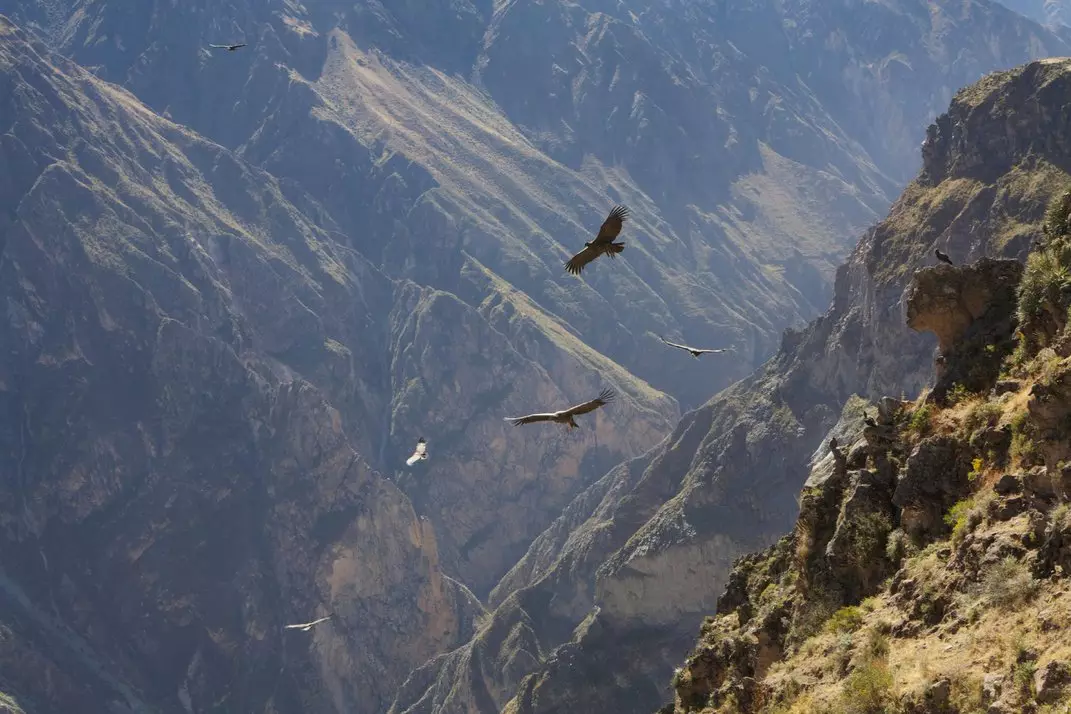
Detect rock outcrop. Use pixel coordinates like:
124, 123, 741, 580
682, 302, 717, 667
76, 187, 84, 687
391, 53, 1071, 714
660, 250, 1071, 714
2, 4, 1071, 714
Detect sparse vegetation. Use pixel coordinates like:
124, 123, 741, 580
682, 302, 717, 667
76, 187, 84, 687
964, 400, 1002, 433
1010, 410, 1042, 466
838, 659, 895, 714
669, 150, 1071, 714
907, 402, 935, 436
885, 528, 918, 562
977, 556, 1039, 609
843, 512, 894, 566
1018, 189, 1071, 352
947, 383, 973, 406
825, 606, 864, 634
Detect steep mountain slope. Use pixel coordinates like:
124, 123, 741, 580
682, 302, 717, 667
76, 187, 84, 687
0, 16, 675, 714
8, 0, 1065, 609
13, 0, 1067, 412
997, 0, 1071, 26
661, 230, 1071, 712
643, 56, 1071, 714
3, 2, 1071, 714
388, 53, 1071, 714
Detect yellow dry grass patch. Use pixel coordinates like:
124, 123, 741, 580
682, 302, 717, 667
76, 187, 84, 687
763, 576, 1071, 712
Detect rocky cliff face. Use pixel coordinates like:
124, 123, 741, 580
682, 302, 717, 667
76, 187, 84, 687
0, 17, 476, 714
392, 55, 1071, 714
0, 17, 672, 713
1, 3, 1070, 714
659, 248, 1071, 713
653, 57, 1071, 714
11, 0, 1067, 410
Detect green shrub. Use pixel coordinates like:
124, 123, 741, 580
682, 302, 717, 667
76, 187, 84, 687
826, 606, 865, 634
885, 528, 918, 562
964, 401, 1002, 433
843, 512, 894, 567
908, 403, 935, 436
978, 556, 1038, 609
945, 499, 983, 545
1018, 192, 1071, 351
859, 628, 890, 662
1009, 411, 1042, 466
947, 383, 973, 405
840, 660, 895, 714
1013, 659, 1037, 698
1043, 188, 1071, 241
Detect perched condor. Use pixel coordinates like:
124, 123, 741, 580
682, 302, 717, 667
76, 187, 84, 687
934, 249, 954, 266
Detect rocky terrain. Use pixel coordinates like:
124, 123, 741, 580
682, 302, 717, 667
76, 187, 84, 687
399, 53, 1071, 714
659, 191, 1071, 712
1, 2, 1071, 714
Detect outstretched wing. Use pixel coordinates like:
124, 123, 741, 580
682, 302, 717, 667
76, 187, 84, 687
285, 615, 331, 630
405, 452, 421, 466
231, 43, 247, 49
658, 335, 728, 354
594, 205, 629, 244
504, 412, 558, 426
565, 388, 615, 417
658, 335, 693, 352
565, 245, 601, 275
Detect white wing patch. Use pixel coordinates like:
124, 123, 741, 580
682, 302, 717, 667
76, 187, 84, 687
406, 438, 428, 466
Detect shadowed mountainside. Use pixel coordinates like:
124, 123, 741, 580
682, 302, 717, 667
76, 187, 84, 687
388, 54, 1071, 714
14, 0, 1067, 412
2, 2, 1071, 713
0, 16, 675, 713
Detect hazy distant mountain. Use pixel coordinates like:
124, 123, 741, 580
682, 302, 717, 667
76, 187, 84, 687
1, 1, 1069, 713
996, 0, 1071, 26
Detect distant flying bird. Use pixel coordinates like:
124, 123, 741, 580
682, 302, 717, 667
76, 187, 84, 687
565, 206, 629, 276
405, 438, 428, 467
934, 249, 954, 266
284, 615, 331, 632
209, 43, 247, 52
505, 388, 615, 429
657, 335, 730, 358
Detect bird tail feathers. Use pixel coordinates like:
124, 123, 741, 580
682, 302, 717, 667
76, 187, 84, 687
406, 454, 420, 466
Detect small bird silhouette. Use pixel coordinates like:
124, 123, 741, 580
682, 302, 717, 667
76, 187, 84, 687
209, 43, 247, 52
829, 437, 838, 452
284, 615, 331, 632
934, 249, 954, 266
